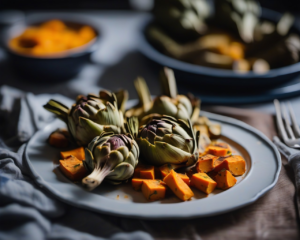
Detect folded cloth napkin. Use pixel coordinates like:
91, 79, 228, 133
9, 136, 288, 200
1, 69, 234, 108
0, 86, 299, 240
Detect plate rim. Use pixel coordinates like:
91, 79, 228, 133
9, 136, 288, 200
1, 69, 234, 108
24, 110, 281, 220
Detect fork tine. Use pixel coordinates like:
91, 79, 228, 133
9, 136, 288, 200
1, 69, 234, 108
274, 99, 289, 141
288, 102, 300, 138
282, 103, 295, 139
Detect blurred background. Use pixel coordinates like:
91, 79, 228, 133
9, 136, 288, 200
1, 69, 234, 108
1, 0, 300, 12
1, 0, 300, 105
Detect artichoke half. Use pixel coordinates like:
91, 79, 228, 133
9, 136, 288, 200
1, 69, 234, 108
125, 67, 200, 124
129, 115, 200, 167
82, 132, 139, 191
44, 90, 127, 146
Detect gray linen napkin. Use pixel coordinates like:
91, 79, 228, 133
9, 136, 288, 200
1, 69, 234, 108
0, 85, 152, 240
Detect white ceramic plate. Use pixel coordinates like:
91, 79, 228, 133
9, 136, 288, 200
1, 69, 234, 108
25, 110, 281, 219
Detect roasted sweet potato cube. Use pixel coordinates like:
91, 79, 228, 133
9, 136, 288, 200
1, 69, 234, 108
48, 132, 68, 148
140, 166, 155, 179
214, 155, 246, 176
214, 169, 237, 190
159, 163, 185, 178
133, 165, 143, 178
190, 173, 217, 194
177, 173, 190, 186
141, 180, 166, 201
59, 156, 88, 181
163, 170, 194, 201
133, 164, 155, 179
60, 147, 85, 161
196, 154, 218, 173
207, 146, 231, 157
213, 157, 226, 168
131, 178, 145, 191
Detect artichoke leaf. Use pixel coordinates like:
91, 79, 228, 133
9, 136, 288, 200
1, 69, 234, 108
114, 89, 129, 114
171, 122, 192, 140
75, 117, 105, 145
95, 102, 123, 126
176, 103, 190, 120
162, 133, 193, 153
106, 150, 124, 169
107, 162, 134, 181
94, 146, 111, 168
160, 67, 178, 99
138, 138, 191, 166
43, 99, 69, 123
150, 96, 178, 117
83, 148, 94, 172
177, 95, 193, 116
130, 141, 140, 162
116, 146, 129, 159
124, 152, 137, 167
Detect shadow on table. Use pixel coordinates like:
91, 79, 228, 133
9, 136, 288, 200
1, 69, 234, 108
97, 50, 161, 99
0, 56, 81, 98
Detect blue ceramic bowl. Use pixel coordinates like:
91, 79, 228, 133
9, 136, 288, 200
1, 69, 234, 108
2, 13, 100, 81
139, 8, 300, 89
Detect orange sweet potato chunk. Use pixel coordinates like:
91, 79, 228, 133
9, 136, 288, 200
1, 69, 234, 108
191, 173, 217, 194
207, 146, 232, 157
60, 147, 85, 161
131, 178, 145, 191
142, 180, 166, 201
159, 163, 185, 178
163, 170, 194, 201
59, 156, 88, 181
140, 166, 155, 179
48, 132, 68, 148
177, 173, 190, 186
214, 155, 246, 176
214, 169, 237, 190
196, 154, 218, 173
133, 164, 155, 179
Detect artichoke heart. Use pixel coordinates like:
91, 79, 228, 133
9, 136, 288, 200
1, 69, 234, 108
44, 90, 127, 146
82, 132, 139, 191
134, 115, 200, 166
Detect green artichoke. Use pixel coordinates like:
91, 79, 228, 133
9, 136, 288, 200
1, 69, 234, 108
82, 132, 139, 191
214, 0, 261, 43
44, 90, 127, 146
153, 0, 211, 41
125, 67, 200, 124
132, 115, 199, 167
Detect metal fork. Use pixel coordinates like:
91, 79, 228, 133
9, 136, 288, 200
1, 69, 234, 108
274, 99, 300, 148
273, 99, 300, 218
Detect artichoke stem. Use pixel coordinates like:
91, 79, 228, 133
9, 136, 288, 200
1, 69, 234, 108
82, 166, 112, 191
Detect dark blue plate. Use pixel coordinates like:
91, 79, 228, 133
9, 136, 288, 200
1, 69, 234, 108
138, 8, 300, 89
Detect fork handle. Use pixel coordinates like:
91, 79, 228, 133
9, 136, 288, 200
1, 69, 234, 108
290, 154, 300, 217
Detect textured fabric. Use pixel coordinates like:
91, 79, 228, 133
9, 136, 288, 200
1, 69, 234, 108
0, 86, 299, 240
